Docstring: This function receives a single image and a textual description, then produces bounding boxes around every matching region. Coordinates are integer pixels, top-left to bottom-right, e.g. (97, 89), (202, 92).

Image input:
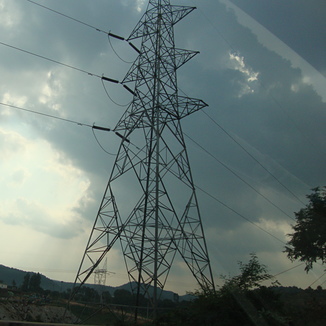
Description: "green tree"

(161, 254), (285, 326)
(285, 186), (326, 271)
(220, 253), (272, 292)
(113, 289), (134, 306)
(21, 273), (30, 292)
(29, 273), (42, 292)
(101, 290), (112, 304)
(76, 286), (100, 303)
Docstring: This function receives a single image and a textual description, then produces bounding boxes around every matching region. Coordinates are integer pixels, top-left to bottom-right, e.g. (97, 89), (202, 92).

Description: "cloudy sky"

(1, 0), (325, 294)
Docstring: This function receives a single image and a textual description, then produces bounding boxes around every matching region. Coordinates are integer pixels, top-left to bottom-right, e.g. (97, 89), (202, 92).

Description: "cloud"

(0, 194), (86, 240)
(2, 197), (77, 237)
(0, 127), (93, 239)
(0, 93), (28, 120)
(38, 70), (64, 111)
(0, 0), (22, 29)
(222, 0), (326, 102)
(120, 0), (146, 13)
(228, 52), (259, 82)
(0, 128), (28, 159)
(0, 0), (325, 291)
(229, 0), (326, 77)
(8, 168), (31, 187)
(228, 52), (259, 97)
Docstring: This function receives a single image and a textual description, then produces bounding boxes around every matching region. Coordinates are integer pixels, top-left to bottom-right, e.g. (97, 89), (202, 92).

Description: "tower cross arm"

(127, 4), (196, 41)
(160, 95), (208, 120)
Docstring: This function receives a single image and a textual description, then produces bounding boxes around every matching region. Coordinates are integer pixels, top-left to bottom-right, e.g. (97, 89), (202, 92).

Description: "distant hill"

(0, 264), (64, 291)
(0, 264), (192, 301)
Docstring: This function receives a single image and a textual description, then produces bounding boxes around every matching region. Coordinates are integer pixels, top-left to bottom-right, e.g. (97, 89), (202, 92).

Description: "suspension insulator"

(101, 76), (119, 83)
(108, 32), (125, 41)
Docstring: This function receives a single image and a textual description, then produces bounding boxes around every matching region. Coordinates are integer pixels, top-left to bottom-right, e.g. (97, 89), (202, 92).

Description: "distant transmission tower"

(73, 0), (214, 320)
(93, 258), (108, 288)
(94, 258), (113, 302)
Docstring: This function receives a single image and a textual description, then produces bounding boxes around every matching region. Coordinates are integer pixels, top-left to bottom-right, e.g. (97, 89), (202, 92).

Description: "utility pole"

(73, 0), (215, 322)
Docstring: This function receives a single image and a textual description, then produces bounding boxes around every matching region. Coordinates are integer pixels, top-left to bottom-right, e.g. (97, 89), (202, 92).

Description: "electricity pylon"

(93, 258), (108, 288)
(73, 0), (214, 320)
(94, 258), (114, 303)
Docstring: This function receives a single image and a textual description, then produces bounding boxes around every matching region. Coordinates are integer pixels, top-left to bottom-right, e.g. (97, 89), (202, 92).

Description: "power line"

(270, 262), (305, 279)
(91, 127), (116, 156)
(320, 277), (326, 287)
(0, 40), (102, 78)
(0, 101), (132, 152)
(107, 34), (134, 64)
(0, 39), (136, 101)
(0, 101), (93, 128)
(0, 51), (290, 248)
(9, 0), (298, 276)
(254, 262), (306, 285)
(101, 78), (131, 107)
(185, 132), (295, 222)
(307, 271), (326, 288)
(2, 25), (295, 234)
(25, 0), (140, 59)
(21, 0), (313, 209)
(0, 105), (287, 261)
(191, 0), (238, 56)
(178, 82), (305, 209)
(195, 184), (286, 245)
(202, 110), (306, 206)
(193, 0), (325, 158)
(24, 0), (307, 220)
(25, 0), (110, 35)
(120, 136), (286, 246)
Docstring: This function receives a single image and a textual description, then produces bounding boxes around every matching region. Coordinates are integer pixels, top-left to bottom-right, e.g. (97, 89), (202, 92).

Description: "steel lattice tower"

(73, 0), (214, 319)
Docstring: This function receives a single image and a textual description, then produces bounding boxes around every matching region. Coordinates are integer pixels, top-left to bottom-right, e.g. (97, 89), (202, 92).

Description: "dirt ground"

(0, 301), (78, 323)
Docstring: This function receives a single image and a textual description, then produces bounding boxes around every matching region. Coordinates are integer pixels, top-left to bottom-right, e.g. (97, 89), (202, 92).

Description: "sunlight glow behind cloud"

(229, 52), (259, 97)
(0, 126), (90, 239)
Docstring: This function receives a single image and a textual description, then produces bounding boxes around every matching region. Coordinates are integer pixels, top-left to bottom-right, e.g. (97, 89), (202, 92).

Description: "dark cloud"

(179, 0), (326, 249)
(230, 0), (326, 76)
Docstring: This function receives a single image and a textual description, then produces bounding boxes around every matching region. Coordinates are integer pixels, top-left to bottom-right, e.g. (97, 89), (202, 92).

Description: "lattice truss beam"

(73, 0), (214, 307)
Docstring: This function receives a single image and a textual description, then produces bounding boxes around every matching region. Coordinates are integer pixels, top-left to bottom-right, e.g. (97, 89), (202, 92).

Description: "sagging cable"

(91, 127), (116, 156)
(101, 78), (131, 107)
(107, 33), (134, 64)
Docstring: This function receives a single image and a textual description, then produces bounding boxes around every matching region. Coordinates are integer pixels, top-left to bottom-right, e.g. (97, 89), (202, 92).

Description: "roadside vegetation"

(1, 254), (325, 326)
